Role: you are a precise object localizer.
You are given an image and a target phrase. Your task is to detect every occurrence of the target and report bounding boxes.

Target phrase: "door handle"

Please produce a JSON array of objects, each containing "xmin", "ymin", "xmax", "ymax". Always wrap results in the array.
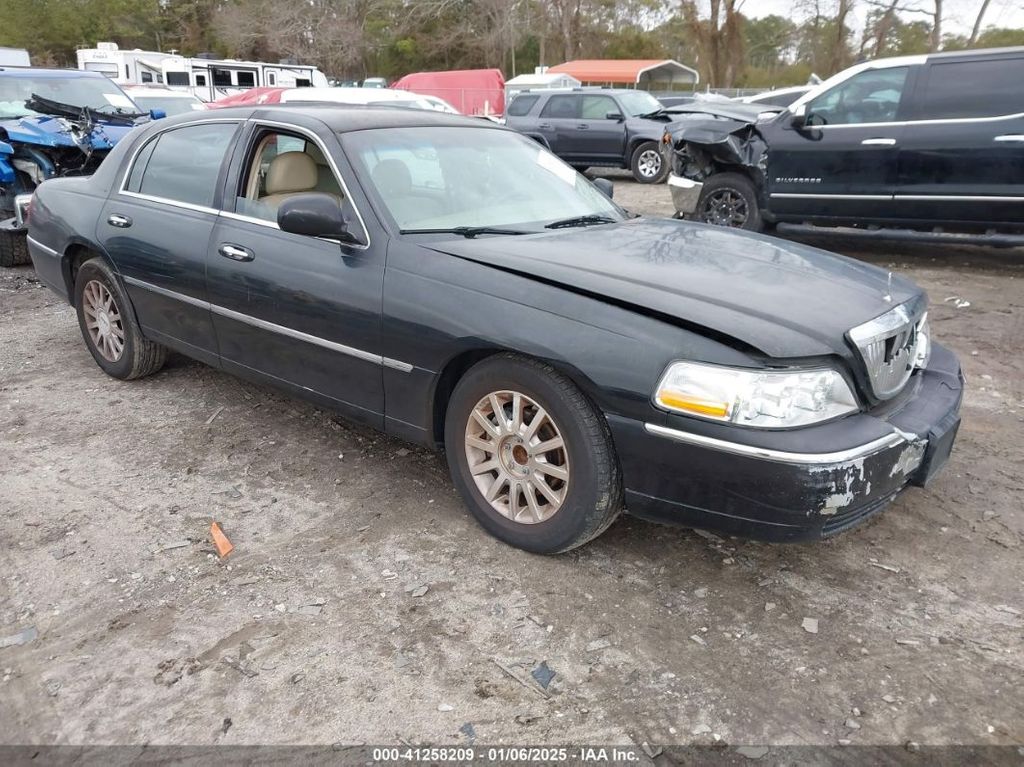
[
  {"xmin": 218, "ymin": 243, "xmax": 254, "ymax": 262},
  {"xmin": 861, "ymin": 138, "xmax": 897, "ymax": 146},
  {"xmin": 538, "ymin": 122, "xmax": 553, "ymax": 130},
  {"xmin": 576, "ymin": 123, "xmax": 589, "ymax": 130},
  {"xmin": 107, "ymin": 214, "xmax": 132, "ymax": 228},
  {"xmin": 994, "ymin": 134, "xmax": 1024, "ymax": 142}
]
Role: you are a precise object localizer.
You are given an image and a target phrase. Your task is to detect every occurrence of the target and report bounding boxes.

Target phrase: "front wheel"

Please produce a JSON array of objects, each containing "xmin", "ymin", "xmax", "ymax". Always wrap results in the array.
[
  {"xmin": 695, "ymin": 172, "xmax": 763, "ymax": 231},
  {"xmin": 74, "ymin": 257, "xmax": 168, "ymax": 380},
  {"xmin": 444, "ymin": 354, "xmax": 623, "ymax": 554},
  {"xmin": 630, "ymin": 141, "xmax": 668, "ymax": 184}
]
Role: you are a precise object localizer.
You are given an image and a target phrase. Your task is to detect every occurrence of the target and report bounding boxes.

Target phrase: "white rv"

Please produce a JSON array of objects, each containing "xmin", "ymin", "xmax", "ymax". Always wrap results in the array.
[{"xmin": 76, "ymin": 43, "xmax": 328, "ymax": 101}]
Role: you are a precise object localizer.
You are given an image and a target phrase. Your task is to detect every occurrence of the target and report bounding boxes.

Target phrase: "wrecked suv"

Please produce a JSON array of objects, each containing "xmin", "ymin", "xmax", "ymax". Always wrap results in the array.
[
  {"xmin": 666, "ymin": 47, "xmax": 1024, "ymax": 236},
  {"xmin": 0, "ymin": 68, "xmax": 148, "ymax": 266}
]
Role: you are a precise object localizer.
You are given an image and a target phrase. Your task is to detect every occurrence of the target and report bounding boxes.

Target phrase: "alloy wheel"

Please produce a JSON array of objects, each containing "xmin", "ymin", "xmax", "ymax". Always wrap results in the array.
[
  {"xmin": 637, "ymin": 149, "xmax": 662, "ymax": 178},
  {"xmin": 701, "ymin": 189, "xmax": 749, "ymax": 227},
  {"xmin": 82, "ymin": 280, "xmax": 125, "ymax": 362},
  {"xmin": 464, "ymin": 390, "xmax": 570, "ymax": 524}
]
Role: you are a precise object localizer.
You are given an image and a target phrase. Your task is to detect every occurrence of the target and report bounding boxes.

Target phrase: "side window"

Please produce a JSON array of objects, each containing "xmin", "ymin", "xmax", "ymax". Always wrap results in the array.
[
  {"xmin": 213, "ymin": 68, "xmax": 232, "ymax": 87},
  {"xmin": 125, "ymin": 122, "xmax": 236, "ymax": 208},
  {"xmin": 581, "ymin": 95, "xmax": 617, "ymax": 120},
  {"xmin": 507, "ymin": 94, "xmax": 539, "ymax": 117},
  {"xmin": 807, "ymin": 66, "xmax": 909, "ymax": 126},
  {"xmin": 235, "ymin": 129, "xmax": 346, "ymax": 223},
  {"xmin": 141, "ymin": 71, "xmax": 153, "ymax": 84},
  {"xmin": 267, "ymin": 72, "xmax": 277, "ymax": 86},
  {"xmin": 195, "ymin": 73, "xmax": 207, "ymax": 87},
  {"xmin": 917, "ymin": 58, "xmax": 1024, "ymax": 120},
  {"xmin": 540, "ymin": 95, "xmax": 580, "ymax": 119},
  {"xmin": 237, "ymin": 71, "xmax": 255, "ymax": 88}
]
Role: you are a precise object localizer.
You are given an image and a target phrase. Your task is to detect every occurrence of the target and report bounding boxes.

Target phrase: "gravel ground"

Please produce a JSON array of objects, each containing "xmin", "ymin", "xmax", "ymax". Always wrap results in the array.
[{"xmin": 1, "ymin": 176, "xmax": 1022, "ymax": 749}]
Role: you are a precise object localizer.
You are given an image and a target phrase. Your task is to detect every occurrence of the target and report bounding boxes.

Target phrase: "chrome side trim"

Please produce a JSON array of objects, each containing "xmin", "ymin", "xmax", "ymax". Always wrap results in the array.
[
  {"xmin": 121, "ymin": 276, "xmax": 413, "ymax": 372},
  {"xmin": 895, "ymin": 194, "xmax": 1024, "ymax": 202},
  {"xmin": 644, "ymin": 423, "xmax": 906, "ymax": 465},
  {"xmin": 119, "ymin": 190, "xmax": 220, "ymax": 216},
  {"xmin": 220, "ymin": 210, "xmax": 280, "ymax": 230},
  {"xmin": 123, "ymin": 275, "xmax": 211, "ymax": 310},
  {"xmin": 770, "ymin": 193, "xmax": 892, "ymax": 200},
  {"xmin": 26, "ymin": 236, "xmax": 59, "ymax": 257}
]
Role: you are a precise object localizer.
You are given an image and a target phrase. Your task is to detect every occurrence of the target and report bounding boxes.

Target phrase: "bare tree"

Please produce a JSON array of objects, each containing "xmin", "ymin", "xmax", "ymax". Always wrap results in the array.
[
  {"xmin": 681, "ymin": 0, "xmax": 745, "ymax": 87},
  {"xmin": 969, "ymin": 0, "xmax": 993, "ymax": 45}
]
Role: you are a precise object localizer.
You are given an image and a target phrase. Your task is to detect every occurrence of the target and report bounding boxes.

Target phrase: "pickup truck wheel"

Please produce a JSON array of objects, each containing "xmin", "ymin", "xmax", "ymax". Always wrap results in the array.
[
  {"xmin": 74, "ymin": 258, "xmax": 167, "ymax": 380},
  {"xmin": 630, "ymin": 141, "xmax": 668, "ymax": 184},
  {"xmin": 696, "ymin": 173, "xmax": 763, "ymax": 231},
  {"xmin": 445, "ymin": 354, "xmax": 623, "ymax": 554},
  {"xmin": 0, "ymin": 230, "xmax": 31, "ymax": 267}
]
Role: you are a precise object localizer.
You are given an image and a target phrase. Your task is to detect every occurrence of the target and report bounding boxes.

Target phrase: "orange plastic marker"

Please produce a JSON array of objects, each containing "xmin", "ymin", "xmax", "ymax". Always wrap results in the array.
[{"xmin": 210, "ymin": 522, "xmax": 234, "ymax": 558}]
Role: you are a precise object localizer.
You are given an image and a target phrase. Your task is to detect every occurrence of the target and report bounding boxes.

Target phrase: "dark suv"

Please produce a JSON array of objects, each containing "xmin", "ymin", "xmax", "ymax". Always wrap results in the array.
[
  {"xmin": 665, "ymin": 47, "xmax": 1024, "ymax": 236},
  {"xmin": 506, "ymin": 88, "xmax": 670, "ymax": 183}
]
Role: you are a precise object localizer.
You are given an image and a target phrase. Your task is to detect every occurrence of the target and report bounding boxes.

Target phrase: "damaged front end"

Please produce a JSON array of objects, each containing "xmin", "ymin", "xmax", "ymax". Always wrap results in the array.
[
  {"xmin": 1, "ymin": 94, "xmax": 143, "ymax": 264},
  {"xmin": 661, "ymin": 107, "xmax": 769, "ymax": 217}
]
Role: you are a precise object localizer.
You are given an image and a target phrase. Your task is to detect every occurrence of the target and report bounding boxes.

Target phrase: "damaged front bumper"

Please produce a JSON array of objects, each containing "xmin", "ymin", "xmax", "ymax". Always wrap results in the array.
[
  {"xmin": 667, "ymin": 173, "xmax": 703, "ymax": 216},
  {"xmin": 608, "ymin": 343, "xmax": 963, "ymax": 542}
]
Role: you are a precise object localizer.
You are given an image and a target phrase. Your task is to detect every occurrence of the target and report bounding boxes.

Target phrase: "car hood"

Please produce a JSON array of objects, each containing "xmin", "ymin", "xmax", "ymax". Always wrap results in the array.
[
  {"xmin": 429, "ymin": 218, "xmax": 921, "ymax": 360},
  {"xmin": 0, "ymin": 115, "xmax": 134, "ymax": 150}
]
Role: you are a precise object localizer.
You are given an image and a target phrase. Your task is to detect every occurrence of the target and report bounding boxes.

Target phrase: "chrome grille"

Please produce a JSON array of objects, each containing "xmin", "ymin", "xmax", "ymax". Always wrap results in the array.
[{"xmin": 848, "ymin": 297, "xmax": 927, "ymax": 400}]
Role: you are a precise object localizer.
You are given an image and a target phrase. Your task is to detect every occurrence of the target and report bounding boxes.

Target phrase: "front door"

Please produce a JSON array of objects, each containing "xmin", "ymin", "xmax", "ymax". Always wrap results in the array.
[
  {"xmin": 536, "ymin": 94, "xmax": 580, "ymax": 160},
  {"xmin": 98, "ymin": 120, "xmax": 240, "ymax": 366},
  {"xmin": 205, "ymin": 123, "xmax": 385, "ymax": 427},
  {"xmin": 576, "ymin": 94, "xmax": 626, "ymax": 163},
  {"xmin": 894, "ymin": 54, "xmax": 1024, "ymax": 227},
  {"xmin": 766, "ymin": 65, "xmax": 912, "ymax": 222}
]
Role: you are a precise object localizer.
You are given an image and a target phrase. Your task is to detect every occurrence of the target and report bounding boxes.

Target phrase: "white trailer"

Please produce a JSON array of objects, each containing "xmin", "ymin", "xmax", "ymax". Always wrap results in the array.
[{"xmin": 77, "ymin": 43, "xmax": 328, "ymax": 101}]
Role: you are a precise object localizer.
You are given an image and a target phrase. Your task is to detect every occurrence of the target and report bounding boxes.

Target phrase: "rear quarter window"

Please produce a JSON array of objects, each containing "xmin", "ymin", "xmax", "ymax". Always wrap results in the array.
[
  {"xmin": 507, "ymin": 95, "xmax": 540, "ymax": 116},
  {"xmin": 916, "ymin": 57, "xmax": 1024, "ymax": 120}
]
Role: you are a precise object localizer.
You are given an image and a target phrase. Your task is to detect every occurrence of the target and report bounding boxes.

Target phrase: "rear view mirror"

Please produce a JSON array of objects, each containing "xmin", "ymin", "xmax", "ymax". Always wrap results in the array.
[
  {"xmin": 277, "ymin": 193, "xmax": 360, "ymax": 243},
  {"xmin": 605, "ymin": 111, "xmax": 624, "ymax": 121},
  {"xmin": 593, "ymin": 177, "xmax": 614, "ymax": 199}
]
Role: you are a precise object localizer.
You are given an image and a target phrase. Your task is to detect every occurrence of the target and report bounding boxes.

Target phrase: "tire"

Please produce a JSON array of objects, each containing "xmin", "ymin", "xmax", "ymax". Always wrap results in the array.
[
  {"xmin": 74, "ymin": 257, "xmax": 168, "ymax": 380},
  {"xmin": 630, "ymin": 141, "xmax": 668, "ymax": 184},
  {"xmin": 444, "ymin": 354, "xmax": 623, "ymax": 554},
  {"xmin": 695, "ymin": 172, "xmax": 763, "ymax": 231},
  {"xmin": 0, "ymin": 229, "xmax": 31, "ymax": 267}
]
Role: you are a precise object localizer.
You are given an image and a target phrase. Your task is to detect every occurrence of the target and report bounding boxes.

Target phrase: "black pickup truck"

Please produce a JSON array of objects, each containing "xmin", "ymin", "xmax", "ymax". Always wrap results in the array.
[
  {"xmin": 506, "ymin": 88, "xmax": 676, "ymax": 183},
  {"xmin": 665, "ymin": 46, "xmax": 1024, "ymax": 237}
]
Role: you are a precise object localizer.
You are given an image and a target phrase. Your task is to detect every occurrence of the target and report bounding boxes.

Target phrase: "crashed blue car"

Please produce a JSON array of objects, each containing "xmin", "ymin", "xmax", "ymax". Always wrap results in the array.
[{"xmin": 0, "ymin": 68, "xmax": 150, "ymax": 266}]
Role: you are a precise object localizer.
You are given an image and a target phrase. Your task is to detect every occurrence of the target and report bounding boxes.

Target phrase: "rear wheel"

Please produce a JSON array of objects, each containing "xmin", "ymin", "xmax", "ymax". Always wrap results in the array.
[
  {"xmin": 630, "ymin": 141, "xmax": 668, "ymax": 184},
  {"xmin": 695, "ymin": 172, "xmax": 763, "ymax": 231},
  {"xmin": 0, "ymin": 229, "xmax": 30, "ymax": 267},
  {"xmin": 444, "ymin": 354, "xmax": 623, "ymax": 554},
  {"xmin": 74, "ymin": 257, "xmax": 167, "ymax": 380}
]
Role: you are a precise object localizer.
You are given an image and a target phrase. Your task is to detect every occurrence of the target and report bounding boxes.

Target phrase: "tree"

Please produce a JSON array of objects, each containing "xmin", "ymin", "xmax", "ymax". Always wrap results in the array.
[{"xmin": 681, "ymin": 0, "xmax": 745, "ymax": 88}]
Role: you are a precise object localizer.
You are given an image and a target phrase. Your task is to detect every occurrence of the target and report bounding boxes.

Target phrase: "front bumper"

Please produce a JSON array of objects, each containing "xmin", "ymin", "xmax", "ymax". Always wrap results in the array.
[
  {"xmin": 609, "ymin": 343, "xmax": 963, "ymax": 542},
  {"xmin": 667, "ymin": 173, "xmax": 703, "ymax": 216}
]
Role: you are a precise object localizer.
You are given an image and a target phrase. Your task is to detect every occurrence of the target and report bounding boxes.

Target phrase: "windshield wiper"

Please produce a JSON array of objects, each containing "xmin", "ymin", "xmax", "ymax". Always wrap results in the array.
[
  {"xmin": 544, "ymin": 214, "xmax": 617, "ymax": 230},
  {"xmin": 399, "ymin": 226, "xmax": 530, "ymax": 238},
  {"xmin": 25, "ymin": 94, "xmax": 146, "ymax": 126}
]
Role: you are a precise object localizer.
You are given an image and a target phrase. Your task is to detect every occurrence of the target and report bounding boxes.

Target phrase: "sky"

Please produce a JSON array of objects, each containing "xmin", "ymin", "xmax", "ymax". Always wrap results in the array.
[{"xmin": 741, "ymin": 0, "xmax": 1024, "ymax": 37}]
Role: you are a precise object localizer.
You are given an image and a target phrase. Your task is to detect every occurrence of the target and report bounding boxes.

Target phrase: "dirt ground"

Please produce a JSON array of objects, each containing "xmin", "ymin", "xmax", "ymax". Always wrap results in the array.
[{"xmin": 1, "ymin": 174, "xmax": 1022, "ymax": 751}]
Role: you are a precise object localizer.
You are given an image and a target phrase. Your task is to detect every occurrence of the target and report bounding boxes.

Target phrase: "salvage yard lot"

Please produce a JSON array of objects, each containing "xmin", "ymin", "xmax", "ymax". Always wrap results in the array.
[{"xmin": 1, "ymin": 176, "xmax": 1022, "ymax": 747}]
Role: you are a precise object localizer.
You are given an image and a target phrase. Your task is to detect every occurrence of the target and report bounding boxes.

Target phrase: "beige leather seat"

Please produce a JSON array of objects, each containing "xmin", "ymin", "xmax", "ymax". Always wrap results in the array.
[
  {"xmin": 260, "ymin": 151, "xmax": 320, "ymax": 208},
  {"xmin": 371, "ymin": 159, "xmax": 444, "ymax": 226}
]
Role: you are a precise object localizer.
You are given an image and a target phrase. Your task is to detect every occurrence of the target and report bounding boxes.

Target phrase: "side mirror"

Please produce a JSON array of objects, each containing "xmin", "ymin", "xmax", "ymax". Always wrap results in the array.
[
  {"xmin": 605, "ymin": 111, "xmax": 624, "ymax": 121},
  {"xmin": 150, "ymin": 109, "xmax": 167, "ymax": 120},
  {"xmin": 789, "ymin": 103, "xmax": 808, "ymax": 129},
  {"xmin": 277, "ymin": 193, "xmax": 360, "ymax": 243},
  {"xmin": 593, "ymin": 177, "xmax": 614, "ymax": 199}
]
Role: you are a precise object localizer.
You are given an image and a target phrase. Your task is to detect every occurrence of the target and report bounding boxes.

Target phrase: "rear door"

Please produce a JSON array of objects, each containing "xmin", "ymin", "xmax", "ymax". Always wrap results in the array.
[
  {"xmin": 765, "ymin": 65, "xmax": 913, "ymax": 221},
  {"xmin": 537, "ymin": 94, "xmax": 581, "ymax": 159},
  {"xmin": 894, "ymin": 53, "xmax": 1024, "ymax": 226},
  {"xmin": 99, "ymin": 119, "xmax": 240, "ymax": 366}
]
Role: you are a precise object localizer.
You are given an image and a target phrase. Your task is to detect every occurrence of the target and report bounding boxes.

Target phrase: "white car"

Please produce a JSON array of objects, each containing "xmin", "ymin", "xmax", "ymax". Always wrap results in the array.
[{"xmin": 123, "ymin": 85, "xmax": 207, "ymax": 116}]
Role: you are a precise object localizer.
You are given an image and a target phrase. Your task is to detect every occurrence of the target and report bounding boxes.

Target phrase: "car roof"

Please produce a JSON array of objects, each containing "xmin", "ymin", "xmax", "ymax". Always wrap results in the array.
[
  {"xmin": 0, "ymin": 67, "xmax": 107, "ymax": 78},
  {"xmin": 167, "ymin": 103, "xmax": 497, "ymax": 132}
]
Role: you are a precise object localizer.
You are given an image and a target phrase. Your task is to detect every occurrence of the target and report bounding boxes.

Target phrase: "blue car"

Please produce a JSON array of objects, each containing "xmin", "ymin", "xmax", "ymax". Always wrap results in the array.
[{"xmin": 0, "ymin": 68, "xmax": 150, "ymax": 266}]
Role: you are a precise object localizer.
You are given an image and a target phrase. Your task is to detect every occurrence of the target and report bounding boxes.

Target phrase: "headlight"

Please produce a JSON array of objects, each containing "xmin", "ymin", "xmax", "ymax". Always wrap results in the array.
[
  {"xmin": 913, "ymin": 313, "xmax": 930, "ymax": 370},
  {"xmin": 654, "ymin": 361, "xmax": 859, "ymax": 428}
]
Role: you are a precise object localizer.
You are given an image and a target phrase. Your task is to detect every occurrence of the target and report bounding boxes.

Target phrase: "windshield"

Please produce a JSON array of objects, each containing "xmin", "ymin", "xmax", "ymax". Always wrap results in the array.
[
  {"xmin": 0, "ymin": 75, "xmax": 138, "ymax": 119},
  {"xmin": 129, "ymin": 94, "xmax": 203, "ymax": 116},
  {"xmin": 617, "ymin": 90, "xmax": 662, "ymax": 116},
  {"xmin": 342, "ymin": 126, "xmax": 623, "ymax": 232}
]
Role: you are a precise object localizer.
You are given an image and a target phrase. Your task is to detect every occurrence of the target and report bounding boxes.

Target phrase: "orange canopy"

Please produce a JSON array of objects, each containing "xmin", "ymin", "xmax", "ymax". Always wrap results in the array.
[{"xmin": 548, "ymin": 59, "xmax": 699, "ymax": 86}]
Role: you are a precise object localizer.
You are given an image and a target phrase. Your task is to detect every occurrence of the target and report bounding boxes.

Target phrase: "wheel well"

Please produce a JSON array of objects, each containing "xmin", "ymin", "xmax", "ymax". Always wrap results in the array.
[
  {"xmin": 431, "ymin": 348, "xmax": 505, "ymax": 446},
  {"xmin": 62, "ymin": 244, "xmax": 103, "ymax": 300}
]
